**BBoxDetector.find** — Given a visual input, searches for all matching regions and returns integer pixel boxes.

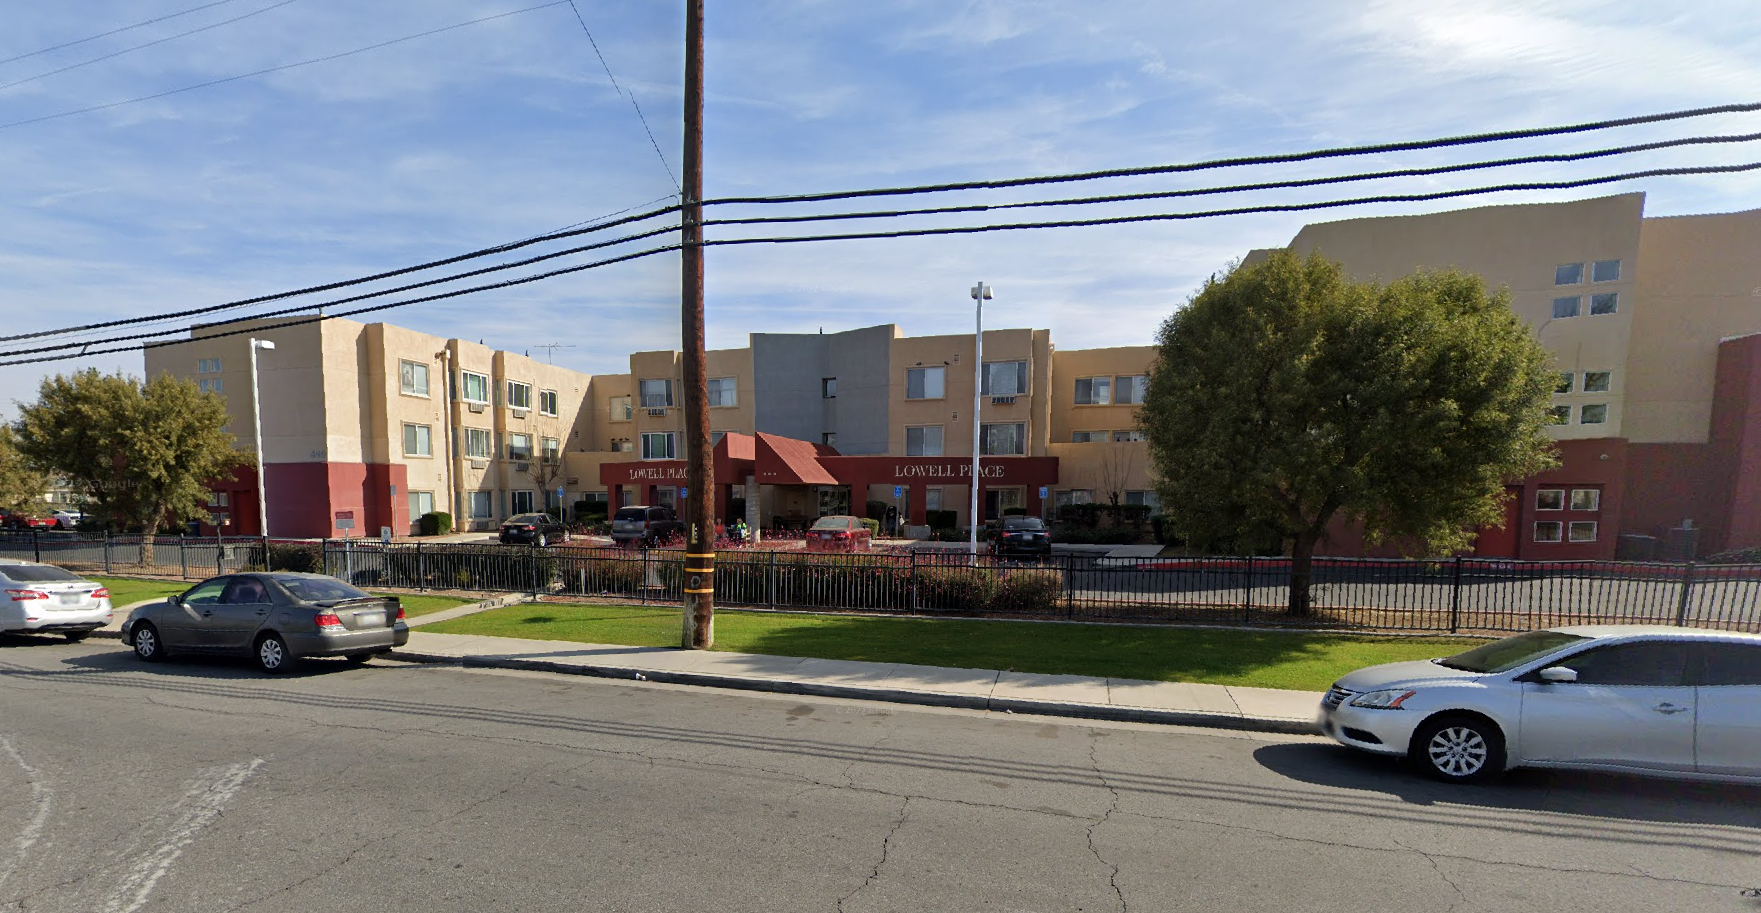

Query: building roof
[756,432,839,485]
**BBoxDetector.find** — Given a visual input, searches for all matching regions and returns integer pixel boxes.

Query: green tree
[0,425,50,516]
[17,370,243,559]
[1141,250,1558,616]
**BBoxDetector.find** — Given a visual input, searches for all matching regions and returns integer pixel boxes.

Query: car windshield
[614,508,647,521]
[1436,630,1589,673]
[1001,518,1044,530]
[273,575,374,603]
[508,514,546,524]
[811,517,852,530]
[0,564,81,582]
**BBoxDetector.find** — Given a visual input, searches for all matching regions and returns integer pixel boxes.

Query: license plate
[354,612,385,628]
[58,593,83,606]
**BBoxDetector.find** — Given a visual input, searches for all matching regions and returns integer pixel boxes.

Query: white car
[50,509,82,529]
[0,560,113,642]
[1319,625,1761,784]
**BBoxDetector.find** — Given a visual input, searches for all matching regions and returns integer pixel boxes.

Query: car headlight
[1348,689,1416,710]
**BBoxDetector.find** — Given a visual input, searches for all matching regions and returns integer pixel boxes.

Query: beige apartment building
[148,318,1156,537]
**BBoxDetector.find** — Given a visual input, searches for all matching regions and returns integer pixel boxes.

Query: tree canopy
[1141,250,1558,614]
[16,370,243,549]
[0,425,50,516]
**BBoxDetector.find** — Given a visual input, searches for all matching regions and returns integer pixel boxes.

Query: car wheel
[132,623,166,662]
[254,633,296,674]
[537,533,548,548]
[1411,714,1505,784]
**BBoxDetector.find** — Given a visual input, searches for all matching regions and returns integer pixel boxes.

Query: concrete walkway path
[389,630,1323,735]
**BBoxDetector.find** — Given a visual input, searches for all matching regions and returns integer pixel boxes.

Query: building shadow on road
[1252,741,1761,828]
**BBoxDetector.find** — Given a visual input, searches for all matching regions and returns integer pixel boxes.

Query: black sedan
[992,516,1053,558]
[120,573,409,674]
[499,512,568,546]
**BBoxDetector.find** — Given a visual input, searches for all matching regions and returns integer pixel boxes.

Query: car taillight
[315,612,344,629]
[395,605,406,621]
[91,588,110,600]
[522,525,535,531]
[833,531,849,538]
[5,589,47,600]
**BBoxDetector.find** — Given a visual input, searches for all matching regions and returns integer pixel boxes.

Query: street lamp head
[971,282,992,301]
[252,339,276,350]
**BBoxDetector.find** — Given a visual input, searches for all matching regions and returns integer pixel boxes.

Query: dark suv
[992,516,1052,558]
[499,512,568,546]
[611,505,685,546]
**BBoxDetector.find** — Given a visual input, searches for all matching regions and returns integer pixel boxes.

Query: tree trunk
[1287,529,1316,617]
[140,514,160,567]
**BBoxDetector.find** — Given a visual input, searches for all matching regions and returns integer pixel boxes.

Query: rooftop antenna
[533,342,576,363]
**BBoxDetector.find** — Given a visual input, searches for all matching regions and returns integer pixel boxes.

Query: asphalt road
[2,638,1759,913]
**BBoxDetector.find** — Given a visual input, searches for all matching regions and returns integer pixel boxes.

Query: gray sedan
[1319,625,1761,784]
[120,572,409,674]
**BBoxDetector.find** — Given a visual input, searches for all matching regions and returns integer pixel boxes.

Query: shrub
[914,565,1062,615]
[925,509,957,530]
[859,517,880,536]
[1003,507,1027,516]
[419,511,453,536]
[865,500,888,523]
[267,541,323,573]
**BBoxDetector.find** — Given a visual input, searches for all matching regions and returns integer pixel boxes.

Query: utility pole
[969,282,990,558]
[680,0,714,648]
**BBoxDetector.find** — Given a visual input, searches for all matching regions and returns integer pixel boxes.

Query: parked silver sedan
[0,560,112,641]
[1319,625,1761,784]
[120,572,409,674]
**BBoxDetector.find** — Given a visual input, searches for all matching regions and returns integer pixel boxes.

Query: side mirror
[1538,666,1578,684]
[168,594,182,606]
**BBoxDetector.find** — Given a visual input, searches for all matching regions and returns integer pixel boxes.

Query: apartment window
[464,428,493,459]
[508,433,533,461]
[1591,259,1621,282]
[207,491,230,509]
[924,488,943,511]
[1568,521,1599,543]
[1546,405,1571,425]
[980,422,1025,456]
[1551,296,1581,319]
[822,377,837,398]
[710,431,726,447]
[507,381,532,410]
[197,378,224,394]
[1055,490,1094,508]
[822,432,837,447]
[981,361,1028,396]
[1124,491,1160,510]
[1114,374,1149,405]
[461,371,489,404]
[905,425,943,456]
[1570,488,1601,511]
[539,389,558,416]
[468,491,493,519]
[400,360,430,397]
[654,488,677,509]
[1590,293,1618,315]
[1071,431,1106,443]
[1554,263,1584,285]
[1583,371,1612,393]
[906,366,945,399]
[542,437,560,461]
[611,439,634,453]
[1554,372,1573,394]
[1534,521,1564,543]
[610,396,632,421]
[402,423,432,457]
[639,379,674,408]
[196,357,222,373]
[1113,430,1146,443]
[708,377,737,407]
[1535,489,1565,511]
[1074,376,1111,405]
[641,432,675,460]
[408,491,434,521]
[1580,404,1608,424]
[511,490,536,515]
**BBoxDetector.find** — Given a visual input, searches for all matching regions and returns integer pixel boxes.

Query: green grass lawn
[89,576,470,617]
[425,603,1480,692]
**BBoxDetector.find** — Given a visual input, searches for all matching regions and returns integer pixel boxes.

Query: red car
[0,511,53,530]
[804,516,872,552]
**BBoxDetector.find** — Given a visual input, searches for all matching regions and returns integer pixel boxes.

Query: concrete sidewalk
[389,631,1323,735]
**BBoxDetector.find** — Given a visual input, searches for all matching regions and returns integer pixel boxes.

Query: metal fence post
[1241,555,1254,624]
[31,528,39,563]
[179,534,189,579]
[1449,556,1464,634]
[1674,562,1697,627]
[1064,553,1075,619]
[905,549,915,615]
[768,548,778,609]
[104,530,113,574]
[216,532,225,576]
[417,541,426,592]
[640,548,650,605]
[530,543,540,596]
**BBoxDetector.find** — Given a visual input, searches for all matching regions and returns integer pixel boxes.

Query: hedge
[419,512,453,536]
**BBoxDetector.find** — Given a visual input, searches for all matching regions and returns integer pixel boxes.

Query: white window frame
[402,423,432,457]
[906,366,945,400]
[905,425,944,456]
[542,437,560,462]
[464,427,493,459]
[507,381,533,411]
[468,491,493,519]
[1124,490,1160,510]
[409,490,435,521]
[539,389,558,416]
[924,487,943,511]
[510,490,536,515]
[1535,489,1565,511]
[1582,371,1612,393]
[1555,263,1584,286]
[610,395,632,421]
[1114,374,1149,406]
[1589,292,1618,316]
[1580,404,1608,424]
[197,357,223,374]
[639,379,674,408]
[1534,521,1564,543]
[1552,296,1581,319]
[1055,490,1094,508]
[399,360,430,397]
[611,440,634,453]
[461,371,490,404]
[707,376,737,408]
[1546,405,1571,425]
[1112,430,1145,443]
[980,422,1026,456]
[1570,489,1601,512]
[1591,259,1621,282]
[641,432,676,461]
[1073,376,1111,405]
[508,433,533,461]
[1568,521,1598,542]
[822,377,837,399]
[981,361,1028,397]
[1555,372,1574,394]
[198,378,224,394]
[1072,431,1106,443]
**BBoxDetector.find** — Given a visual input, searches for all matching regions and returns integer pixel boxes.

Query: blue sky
[3,0,1761,411]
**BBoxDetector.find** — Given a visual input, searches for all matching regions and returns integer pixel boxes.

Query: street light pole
[969,282,991,557]
[248,338,276,538]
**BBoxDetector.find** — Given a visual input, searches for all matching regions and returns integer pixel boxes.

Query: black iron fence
[7,530,1760,634]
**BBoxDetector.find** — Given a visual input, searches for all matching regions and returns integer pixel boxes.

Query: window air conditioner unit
[991,396,1017,405]
[512,408,528,419]
[515,462,530,472]
[467,403,486,413]
[647,407,669,416]
[469,459,487,469]
[566,478,578,485]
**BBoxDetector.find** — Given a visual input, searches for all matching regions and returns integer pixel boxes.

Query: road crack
[1086,730,1126,913]
[835,795,910,913]
[1393,837,1467,911]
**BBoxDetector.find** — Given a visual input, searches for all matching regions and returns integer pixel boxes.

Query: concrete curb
[381,649,1321,736]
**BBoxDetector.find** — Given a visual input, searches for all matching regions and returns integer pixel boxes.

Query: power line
[0,0,248,67]
[0,1,573,132]
[0,0,301,94]
[706,100,1761,206]
[565,0,678,192]
[5,158,1755,367]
